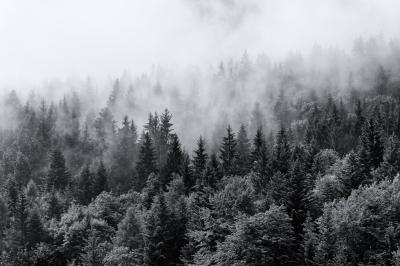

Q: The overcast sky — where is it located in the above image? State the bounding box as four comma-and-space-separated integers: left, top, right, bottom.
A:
0, 0, 399, 87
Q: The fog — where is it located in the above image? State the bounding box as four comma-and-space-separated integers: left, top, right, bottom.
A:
1, 0, 400, 151
1, 0, 399, 86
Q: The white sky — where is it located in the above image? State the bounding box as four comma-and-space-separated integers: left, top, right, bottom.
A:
0, 0, 399, 87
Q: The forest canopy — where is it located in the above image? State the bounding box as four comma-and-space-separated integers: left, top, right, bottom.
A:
2, 37, 400, 265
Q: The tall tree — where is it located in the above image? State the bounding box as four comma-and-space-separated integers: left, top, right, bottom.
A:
357, 117, 384, 184
92, 160, 109, 197
136, 132, 157, 191
192, 136, 208, 184
236, 124, 251, 175
163, 133, 183, 187
219, 125, 237, 176
47, 149, 70, 191
272, 125, 291, 174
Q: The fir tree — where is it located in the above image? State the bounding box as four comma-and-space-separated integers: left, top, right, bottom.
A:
236, 124, 251, 175
272, 125, 291, 174
92, 160, 108, 196
47, 149, 70, 191
163, 133, 183, 187
192, 136, 208, 184
136, 132, 157, 191
219, 125, 237, 176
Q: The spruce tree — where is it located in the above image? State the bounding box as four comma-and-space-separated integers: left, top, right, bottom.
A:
163, 133, 183, 187
357, 117, 384, 184
182, 153, 194, 194
14, 152, 31, 185
251, 127, 270, 177
272, 125, 291, 174
236, 124, 251, 175
143, 194, 173, 266
47, 149, 70, 191
219, 125, 237, 176
192, 136, 208, 184
136, 132, 157, 191
77, 165, 93, 205
92, 160, 108, 197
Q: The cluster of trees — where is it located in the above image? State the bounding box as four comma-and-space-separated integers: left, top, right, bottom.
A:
2, 46, 400, 264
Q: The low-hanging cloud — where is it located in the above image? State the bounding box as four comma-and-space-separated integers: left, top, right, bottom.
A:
0, 0, 399, 88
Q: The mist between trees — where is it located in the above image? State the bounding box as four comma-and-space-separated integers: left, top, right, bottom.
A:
2, 37, 400, 264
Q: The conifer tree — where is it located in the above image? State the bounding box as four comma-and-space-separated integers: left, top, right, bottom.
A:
92, 160, 108, 197
163, 133, 183, 186
251, 127, 270, 176
47, 149, 70, 191
115, 207, 143, 251
14, 152, 31, 185
236, 124, 251, 175
272, 125, 291, 174
143, 194, 173, 266
136, 132, 157, 191
182, 153, 194, 194
357, 117, 384, 184
219, 125, 237, 176
193, 136, 208, 184
77, 165, 94, 205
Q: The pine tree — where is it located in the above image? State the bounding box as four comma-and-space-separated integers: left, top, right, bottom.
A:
14, 152, 31, 185
26, 208, 46, 249
375, 134, 400, 180
236, 124, 251, 175
159, 109, 173, 169
109, 116, 137, 193
162, 133, 183, 188
286, 160, 311, 260
251, 127, 270, 191
182, 153, 194, 194
76, 165, 94, 205
357, 117, 384, 184
47, 149, 70, 191
219, 125, 237, 176
92, 160, 108, 197
205, 153, 221, 189
272, 125, 291, 174
143, 194, 173, 266
115, 207, 143, 251
136, 132, 157, 191
193, 136, 208, 184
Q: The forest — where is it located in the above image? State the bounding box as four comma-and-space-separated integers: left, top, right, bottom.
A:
2, 37, 400, 265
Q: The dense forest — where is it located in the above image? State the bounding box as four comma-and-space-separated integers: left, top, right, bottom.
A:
3, 38, 400, 265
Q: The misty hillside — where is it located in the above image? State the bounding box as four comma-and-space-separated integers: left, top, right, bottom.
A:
1, 36, 400, 265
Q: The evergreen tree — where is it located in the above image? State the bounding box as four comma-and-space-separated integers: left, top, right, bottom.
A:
236, 124, 251, 175
272, 125, 291, 174
92, 160, 108, 197
219, 125, 237, 176
76, 165, 94, 205
143, 194, 173, 266
115, 207, 144, 252
357, 117, 384, 184
110, 116, 137, 193
163, 133, 183, 187
192, 136, 208, 184
26, 208, 46, 249
182, 153, 194, 194
14, 152, 31, 185
136, 132, 157, 191
47, 149, 70, 191
251, 127, 270, 193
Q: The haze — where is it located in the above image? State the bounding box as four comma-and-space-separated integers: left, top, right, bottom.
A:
0, 0, 399, 88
